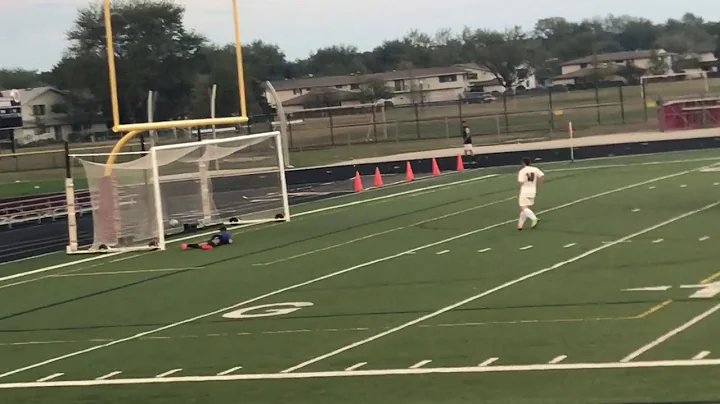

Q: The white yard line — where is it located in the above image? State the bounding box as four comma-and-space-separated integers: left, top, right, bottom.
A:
409, 360, 432, 369
621, 302, 720, 362
478, 357, 499, 367
0, 166, 711, 381
95, 371, 122, 380
281, 200, 720, 373
216, 366, 243, 376
693, 351, 711, 360
155, 369, 182, 378
36, 373, 63, 382
254, 194, 514, 266
2, 359, 720, 388
0, 174, 498, 284
345, 362, 367, 371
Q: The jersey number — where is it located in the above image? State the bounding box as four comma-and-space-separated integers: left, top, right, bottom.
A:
526, 173, 535, 182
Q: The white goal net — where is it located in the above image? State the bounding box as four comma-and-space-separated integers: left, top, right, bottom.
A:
67, 131, 289, 253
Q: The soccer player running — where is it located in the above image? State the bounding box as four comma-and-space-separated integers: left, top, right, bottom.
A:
517, 157, 544, 231
181, 226, 233, 250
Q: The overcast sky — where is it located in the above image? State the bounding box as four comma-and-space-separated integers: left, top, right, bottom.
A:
2, 0, 719, 71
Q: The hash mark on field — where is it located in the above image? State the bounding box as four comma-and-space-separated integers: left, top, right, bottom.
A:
37, 373, 63, 382
681, 184, 688, 188
478, 357, 499, 367
216, 366, 242, 376
478, 248, 492, 253
563, 243, 577, 248
715, 183, 720, 186
155, 369, 182, 378
409, 360, 432, 369
520, 245, 533, 251
6, 359, 720, 388
693, 351, 711, 360
436, 250, 450, 255
632, 208, 641, 213
649, 186, 656, 189
345, 362, 367, 371
699, 236, 710, 242
652, 239, 665, 244
549, 355, 567, 364
96, 371, 122, 380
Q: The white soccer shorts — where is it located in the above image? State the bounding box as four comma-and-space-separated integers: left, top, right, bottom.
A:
519, 194, 535, 207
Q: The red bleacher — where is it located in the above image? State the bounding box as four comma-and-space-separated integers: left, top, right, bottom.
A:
0, 191, 92, 228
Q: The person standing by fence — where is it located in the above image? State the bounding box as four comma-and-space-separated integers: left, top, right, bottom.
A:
461, 120, 474, 157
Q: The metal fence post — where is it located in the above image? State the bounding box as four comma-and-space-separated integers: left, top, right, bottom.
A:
595, 83, 601, 125
619, 85, 626, 123
329, 109, 335, 146
642, 80, 649, 122
414, 103, 421, 139
503, 92, 509, 133
548, 87, 555, 134
372, 105, 378, 142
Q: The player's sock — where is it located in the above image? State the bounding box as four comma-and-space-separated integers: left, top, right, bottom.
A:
518, 211, 527, 229
523, 208, 538, 228
201, 244, 214, 250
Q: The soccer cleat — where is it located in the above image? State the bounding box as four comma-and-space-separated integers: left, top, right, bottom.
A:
181, 244, 188, 250
531, 219, 539, 229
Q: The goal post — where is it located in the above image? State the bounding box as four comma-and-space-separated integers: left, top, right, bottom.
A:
66, 131, 290, 254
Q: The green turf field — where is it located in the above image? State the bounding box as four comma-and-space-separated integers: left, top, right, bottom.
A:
2, 150, 720, 404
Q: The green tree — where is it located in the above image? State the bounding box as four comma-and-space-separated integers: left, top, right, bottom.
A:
463, 27, 539, 90
56, 0, 207, 123
357, 77, 394, 103
0, 68, 44, 90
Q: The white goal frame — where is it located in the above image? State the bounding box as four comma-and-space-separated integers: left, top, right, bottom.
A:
66, 131, 290, 254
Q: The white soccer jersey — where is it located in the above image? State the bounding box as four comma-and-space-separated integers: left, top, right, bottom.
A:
518, 166, 544, 197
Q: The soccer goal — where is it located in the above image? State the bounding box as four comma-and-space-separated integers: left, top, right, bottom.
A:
66, 131, 290, 254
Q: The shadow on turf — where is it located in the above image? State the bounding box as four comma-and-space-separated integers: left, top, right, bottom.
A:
0, 171, 588, 331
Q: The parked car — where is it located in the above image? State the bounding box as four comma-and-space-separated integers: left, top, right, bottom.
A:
464, 94, 496, 104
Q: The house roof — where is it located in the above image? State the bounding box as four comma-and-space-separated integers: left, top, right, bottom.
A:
284, 87, 361, 106
453, 63, 491, 72
270, 66, 467, 91
561, 50, 677, 66
553, 65, 622, 80
0, 87, 66, 104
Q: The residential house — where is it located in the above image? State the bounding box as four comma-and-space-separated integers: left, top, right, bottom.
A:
454, 63, 537, 95
0, 87, 108, 145
267, 66, 470, 112
551, 50, 676, 86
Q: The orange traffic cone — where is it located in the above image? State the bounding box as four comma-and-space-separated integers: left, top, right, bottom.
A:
431, 158, 441, 176
405, 161, 415, 181
374, 167, 383, 187
456, 155, 465, 171
353, 171, 363, 192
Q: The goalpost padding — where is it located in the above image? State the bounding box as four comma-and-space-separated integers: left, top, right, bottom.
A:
67, 131, 290, 254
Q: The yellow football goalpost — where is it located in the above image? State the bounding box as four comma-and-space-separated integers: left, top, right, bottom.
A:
65, 0, 293, 253
102, 0, 249, 171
